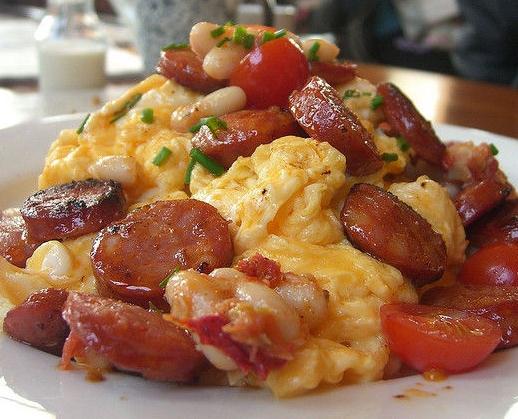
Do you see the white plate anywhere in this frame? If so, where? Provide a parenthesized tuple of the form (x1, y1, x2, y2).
(0, 116, 517, 419)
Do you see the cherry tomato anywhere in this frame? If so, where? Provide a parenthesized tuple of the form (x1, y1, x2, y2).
(459, 243, 518, 286)
(380, 303, 501, 373)
(229, 37, 310, 109)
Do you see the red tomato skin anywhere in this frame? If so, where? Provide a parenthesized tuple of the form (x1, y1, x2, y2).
(229, 37, 310, 109)
(380, 303, 501, 373)
(459, 243, 518, 286)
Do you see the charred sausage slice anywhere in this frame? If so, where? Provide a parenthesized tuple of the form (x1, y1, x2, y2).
(422, 283, 518, 349)
(310, 61, 357, 85)
(21, 179, 126, 242)
(61, 292, 205, 382)
(468, 199, 518, 248)
(0, 208, 41, 267)
(3, 288, 69, 355)
(157, 49, 226, 94)
(289, 76, 382, 176)
(377, 82, 445, 165)
(91, 199, 233, 310)
(191, 108, 302, 168)
(341, 183, 447, 286)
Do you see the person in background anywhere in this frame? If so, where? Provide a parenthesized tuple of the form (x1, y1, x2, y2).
(452, 0, 518, 87)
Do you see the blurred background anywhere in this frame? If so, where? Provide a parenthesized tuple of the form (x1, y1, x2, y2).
(0, 0, 516, 130)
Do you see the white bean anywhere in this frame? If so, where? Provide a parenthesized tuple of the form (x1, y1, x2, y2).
(89, 155, 137, 186)
(202, 44, 247, 80)
(28, 241, 72, 278)
(302, 38, 340, 63)
(190, 22, 232, 59)
(170, 86, 246, 132)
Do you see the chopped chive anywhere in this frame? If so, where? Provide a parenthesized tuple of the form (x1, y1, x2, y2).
(110, 93, 142, 123)
(216, 36, 231, 47)
(381, 152, 399, 162)
(243, 33, 255, 49)
(233, 26, 255, 49)
(211, 25, 226, 38)
(189, 116, 227, 134)
(159, 267, 180, 289)
(308, 41, 320, 62)
(343, 89, 361, 99)
(161, 42, 189, 51)
(262, 28, 287, 44)
(152, 146, 172, 166)
(224, 20, 236, 27)
(141, 108, 154, 124)
(190, 148, 225, 176)
(489, 143, 499, 156)
(396, 136, 410, 152)
(274, 28, 287, 38)
(184, 158, 196, 184)
(371, 95, 384, 110)
(76, 113, 90, 134)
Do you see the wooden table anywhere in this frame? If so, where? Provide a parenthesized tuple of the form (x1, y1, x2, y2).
(359, 63, 518, 139)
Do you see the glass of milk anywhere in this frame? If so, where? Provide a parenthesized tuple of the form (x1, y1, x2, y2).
(35, 0, 107, 91)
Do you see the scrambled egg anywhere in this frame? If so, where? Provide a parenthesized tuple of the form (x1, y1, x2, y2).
(0, 75, 465, 397)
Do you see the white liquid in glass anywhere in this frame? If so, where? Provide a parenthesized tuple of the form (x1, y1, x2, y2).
(38, 39, 106, 90)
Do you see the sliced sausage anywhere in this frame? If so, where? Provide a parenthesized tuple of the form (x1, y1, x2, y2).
(0, 208, 41, 267)
(422, 283, 518, 349)
(289, 76, 382, 176)
(157, 49, 226, 94)
(21, 179, 126, 242)
(91, 199, 233, 310)
(310, 61, 357, 85)
(455, 176, 512, 226)
(191, 108, 302, 168)
(61, 292, 205, 382)
(341, 183, 447, 286)
(3, 288, 69, 356)
(468, 199, 518, 248)
(377, 82, 445, 166)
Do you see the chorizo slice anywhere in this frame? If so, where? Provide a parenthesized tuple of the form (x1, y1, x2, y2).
(21, 179, 126, 242)
(61, 292, 205, 382)
(455, 176, 512, 226)
(157, 49, 226, 94)
(191, 108, 302, 168)
(468, 199, 518, 248)
(3, 288, 69, 356)
(91, 199, 233, 310)
(310, 61, 357, 85)
(377, 82, 445, 166)
(289, 76, 382, 176)
(422, 283, 518, 349)
(341, 183, 447, 286)
(0, 208, 41, 267)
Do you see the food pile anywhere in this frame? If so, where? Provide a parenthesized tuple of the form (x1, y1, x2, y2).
(0, 22, 517, 398)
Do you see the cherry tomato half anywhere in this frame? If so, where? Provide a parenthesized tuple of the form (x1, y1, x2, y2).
(380, 303, 501, 373)
(229, 37, 310, 109)
(459, 243, 518, 286)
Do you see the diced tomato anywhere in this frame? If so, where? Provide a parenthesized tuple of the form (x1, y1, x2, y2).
(229, 37, 310, 109)
(380, 303, 501, 373)
(459, 243, 518, 286)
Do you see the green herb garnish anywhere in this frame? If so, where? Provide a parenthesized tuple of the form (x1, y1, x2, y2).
(233, 26, 255, 49)
(190, 148, 225, 176)
(110, 93, 142, 123)
(184, 158, 196, 184)
(262, 28, 287, 43)
(370, 95, 384, 110)
(161, 42, 189, 51)
(141, 108, 154, 124)
(159, 267, 180, 289)
(216, 37, 232, 47)
(343, 89, 361, 99)
(76, 113, 90, 134)
(152, 146, 172, 166)
(211, 25, 226, 38)
(381, 152, 399, 162)
(308, 41, 320, 62)
(189, 116, 227, 134)
(396, 136, 410, 152)
(489, 143, 499, 156)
